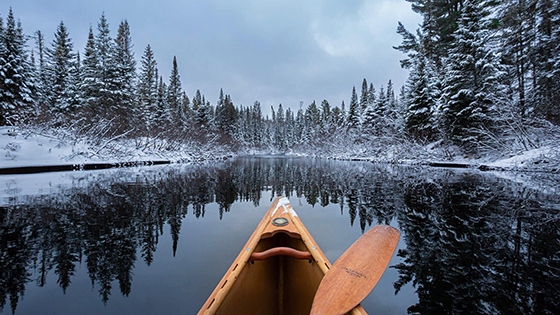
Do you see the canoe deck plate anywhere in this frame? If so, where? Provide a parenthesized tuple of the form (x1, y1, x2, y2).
(271, 217, 289, 227)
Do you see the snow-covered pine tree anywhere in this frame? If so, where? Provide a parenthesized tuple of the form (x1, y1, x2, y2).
(334, 100, 346, 127)
(362, 99, 377, 136)
(0, 8, 34, 125)
(347, 86, 360, 130)
(232, 104, 246, 145)
(191, 89, 202, 125)
(155, 75, 170, 130)
(44, 21, 77, 117)
(215, 88, 237, 137)
(236, 101, 260, 148)
(178, 91, 193, 132)
(80, 27, 102, 118)
(251, 101, 264, 147)
(320, 99, 331, 123)
(440, 0, 501, 151)
(114, 19, 136, 130)
(284, 107, 296, 148)
(265, 105, 275, 148)
(304, 100, 321, 147)
(359, 78, 369, 114)
(220, 94, 238, 137)
(217, 88, 224, 109)
(386, 80, 396, 117)
(66, 52, 81, 115)
(214, 87, 238, 138)
(376, 86, 387, 118)
(404, 53, 439, 140)
(205, 99, 215, 131)
(320, 99, 333, 135)
(95, 13, 120, 116)
(295, 107, 305, 146)
(216, 89, 224, 131)
(28, 49, 39, 116)
(367, 83, 376, 107)
(137, 44, 158, 133)
(274, 104, 285, 150)
(192, 90, 213, 131)
(239, 105, 250, 147)
(361, 83, 392, 137)
(385, 79, 405, 135)
(395, 21, 441, 141)
(167, 56, 181, 109)
(331, 105, 343, 127)
(395, 0, 464, 145)
(405, 0, 463, 74)
(33, 30, 50, 111)
(498, 0, 536, 118)
(532, 0, 560, 123)
(225, 95, 237, 124)
(167, 56, 182, 128)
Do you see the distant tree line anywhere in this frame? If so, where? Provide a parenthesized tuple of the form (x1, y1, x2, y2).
(395, 0, 560, 152)
(1, 4, 559, 156)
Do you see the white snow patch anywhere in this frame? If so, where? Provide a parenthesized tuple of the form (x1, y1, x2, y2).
(0, 126, 232, 169)
(271, 197, 298, 217)
(487, 146, 555, 169)
(0, 126, 77, 167)
(271, 197, 291, 217)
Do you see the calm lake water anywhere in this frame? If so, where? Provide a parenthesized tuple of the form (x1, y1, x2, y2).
(1, 157, 559, 314)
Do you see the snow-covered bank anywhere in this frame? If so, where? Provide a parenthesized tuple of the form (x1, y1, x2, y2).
(292, 139, 560, 173)
(1, 125, 559, 174)
(0, 126, 233, 171)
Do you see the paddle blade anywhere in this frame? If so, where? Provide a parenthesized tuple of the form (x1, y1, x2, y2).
(310, 225, 400, 315)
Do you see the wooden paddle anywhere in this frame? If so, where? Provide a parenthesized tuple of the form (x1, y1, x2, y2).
(310, 225, 400, 315)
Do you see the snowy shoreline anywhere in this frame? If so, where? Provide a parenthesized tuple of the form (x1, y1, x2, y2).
(2, 125, 559, 175)
(326, 154, 560, 173)
(0, 126, 235, 173)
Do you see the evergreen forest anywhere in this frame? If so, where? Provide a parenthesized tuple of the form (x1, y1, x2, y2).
(1, 1, 559, 160)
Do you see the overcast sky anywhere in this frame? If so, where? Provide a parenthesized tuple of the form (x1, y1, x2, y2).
(1, 0, 421, 114)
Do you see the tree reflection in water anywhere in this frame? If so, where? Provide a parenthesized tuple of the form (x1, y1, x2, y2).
(0, 157, 559, 314)
(396, 173, 560, 314)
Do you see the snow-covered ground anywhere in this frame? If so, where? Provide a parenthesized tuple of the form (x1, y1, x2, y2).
(0, 126, 105, 167)
(0, 126, 231, 169)
(484, 145, 559, 169)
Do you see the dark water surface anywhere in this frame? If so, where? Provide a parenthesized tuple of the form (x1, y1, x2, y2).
(1, 157, 559, 314)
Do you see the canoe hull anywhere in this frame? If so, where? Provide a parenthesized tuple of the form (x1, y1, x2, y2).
(198, 197, 366, 315)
